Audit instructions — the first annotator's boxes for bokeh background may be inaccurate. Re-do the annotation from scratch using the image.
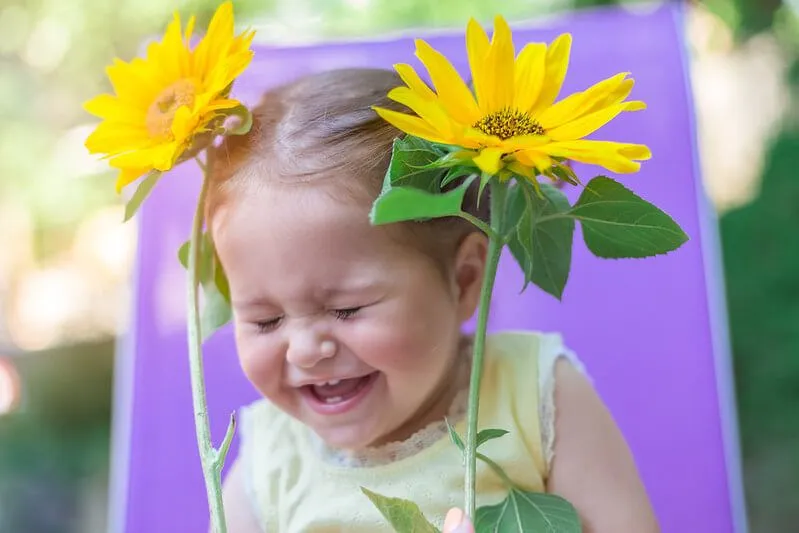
[0,0,796,531]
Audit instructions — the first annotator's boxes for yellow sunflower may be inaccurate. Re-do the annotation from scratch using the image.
[84,1,255,192]
[374,15,651,180]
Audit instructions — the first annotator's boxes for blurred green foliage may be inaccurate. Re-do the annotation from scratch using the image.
[0,0,797,531]
[722,121,799,530]
[0,341,113,532]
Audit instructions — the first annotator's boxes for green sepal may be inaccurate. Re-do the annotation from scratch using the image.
[123,171,162,222]
[385,136,448,190]
[220,104,253,136]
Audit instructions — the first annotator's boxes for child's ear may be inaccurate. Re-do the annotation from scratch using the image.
[452,231,488,322]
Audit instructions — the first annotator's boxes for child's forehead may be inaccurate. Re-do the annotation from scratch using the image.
[217,181,404,255]
[237,181,370,228]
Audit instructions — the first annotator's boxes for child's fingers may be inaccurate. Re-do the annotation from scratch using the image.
[443,508,475,533]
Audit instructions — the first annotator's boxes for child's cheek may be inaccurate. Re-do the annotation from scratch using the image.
[349,313,435,371]
[236,332,282,397]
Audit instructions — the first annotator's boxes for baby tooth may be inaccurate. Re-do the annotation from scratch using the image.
[325,396,343,404]
[327,379,341,386]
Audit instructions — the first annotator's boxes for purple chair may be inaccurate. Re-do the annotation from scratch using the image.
[109,4,748,532]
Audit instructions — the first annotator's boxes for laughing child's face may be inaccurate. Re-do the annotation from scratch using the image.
[214,181,486,449]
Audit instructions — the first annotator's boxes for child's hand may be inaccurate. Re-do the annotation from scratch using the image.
[443,508,474,533]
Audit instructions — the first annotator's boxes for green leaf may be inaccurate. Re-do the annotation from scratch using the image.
[178,238,190,270]
[214,254,231,304]
[123,171,161,222]
[446,420,465,453]
[178,233,233,340]
[507,182,574,299]
[500,183,527,238]
[370,182,471,225]
[361,488,440,533]
[200,279,233,341]
[178,236,213,283]
[476,428,509,449]
[222,104,253,135]
[474,489,581,533]
[570,177,689,258]
[387,136,447,190]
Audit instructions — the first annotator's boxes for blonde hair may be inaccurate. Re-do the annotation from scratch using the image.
[206,68,487,272]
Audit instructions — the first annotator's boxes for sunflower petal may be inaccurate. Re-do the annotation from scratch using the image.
[106,59,161,109]
[466,18,491,112]
[616,143,652,159]
[84,94,146,124]
[516,149,553,172]
[482,15,515,113]
[594,77,634,110]
[194,1,235,83]
[109,143,180,172]
[388,87,453,137]
[539,72,630,129]
[85,122,150,154]
[372,107,454,145]
[394,63,436,101]
[115,167,151,193]
[160,14,186,81]
[529,33,572,116]
[171,106,201,144]
[513,43,546,113]
[462,128,502,148]
[547,102,640,141]
[184,14,196,42]
[541,140,651,173]
[503,134,550,151]
[472,147,505,174]
[415,39,480,124]
[204,98,241,112]
[623,100,646,112]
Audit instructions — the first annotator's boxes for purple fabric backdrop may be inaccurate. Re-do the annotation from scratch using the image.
[109,4,747,532]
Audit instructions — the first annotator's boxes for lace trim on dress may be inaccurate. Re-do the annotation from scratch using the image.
[538,347,587,472]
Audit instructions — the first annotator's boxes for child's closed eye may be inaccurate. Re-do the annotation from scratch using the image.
[333,307,362,320]
[254,317,282,333]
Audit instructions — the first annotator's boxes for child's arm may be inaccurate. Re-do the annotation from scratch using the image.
[546,360,660,533]
[219,458,263,533]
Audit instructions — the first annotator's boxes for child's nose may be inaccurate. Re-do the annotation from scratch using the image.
[285,329,336,368]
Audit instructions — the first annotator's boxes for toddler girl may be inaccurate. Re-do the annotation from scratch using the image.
[208,67,659,532]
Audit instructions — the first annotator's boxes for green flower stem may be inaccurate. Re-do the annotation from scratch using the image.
[464,181,507,518]
[187,165,229,533]
[457,211,497,240]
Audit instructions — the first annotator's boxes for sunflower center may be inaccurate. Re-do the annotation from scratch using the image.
[473,108,544,140]
[146,79,198,139]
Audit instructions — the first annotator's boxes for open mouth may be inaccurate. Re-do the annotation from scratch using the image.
[301,372,378,415]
